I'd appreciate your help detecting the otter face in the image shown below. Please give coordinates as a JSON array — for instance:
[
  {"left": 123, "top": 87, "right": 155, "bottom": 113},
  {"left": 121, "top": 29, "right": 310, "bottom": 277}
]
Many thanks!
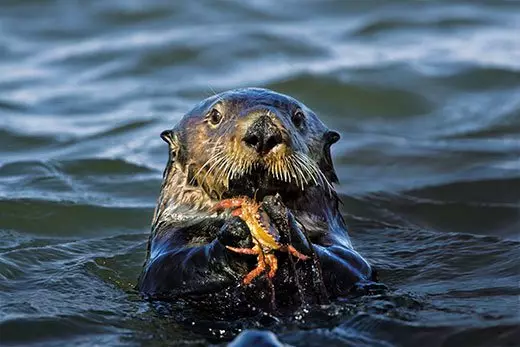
[{"left": 161, "top": 88, "right": 340, "bottom": 202}]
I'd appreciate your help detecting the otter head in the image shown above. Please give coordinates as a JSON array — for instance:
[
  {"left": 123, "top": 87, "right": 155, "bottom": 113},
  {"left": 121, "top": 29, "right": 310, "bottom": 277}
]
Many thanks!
[{"left": 160, "top": 88, "right": 340, "bottom": 212}]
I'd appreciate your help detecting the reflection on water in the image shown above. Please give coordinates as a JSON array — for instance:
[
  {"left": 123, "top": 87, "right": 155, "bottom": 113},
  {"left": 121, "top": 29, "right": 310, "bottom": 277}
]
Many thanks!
[{"left": 0, "top": 0, "right": 519, "bottom": 346}]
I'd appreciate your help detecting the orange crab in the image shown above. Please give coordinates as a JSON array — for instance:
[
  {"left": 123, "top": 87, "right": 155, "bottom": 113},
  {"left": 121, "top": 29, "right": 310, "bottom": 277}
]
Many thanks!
[{"left": 213, "top": 196, "right": 309, "bottom": 285}]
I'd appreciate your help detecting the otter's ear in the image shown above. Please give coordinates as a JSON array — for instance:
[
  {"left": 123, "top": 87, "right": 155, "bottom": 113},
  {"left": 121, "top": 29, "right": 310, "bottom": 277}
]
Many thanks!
[
  {"left": 324, "top": 130, "right": 340, "bottom": 145},
  {"left": 321, "top": 130, "right": 340, "bottom": 184},
  {"left": 160, "top": 129, "right": 175, "bottom": 145},
  {"left": 160, "top": 129, "right": 180, "bottom": 159}
]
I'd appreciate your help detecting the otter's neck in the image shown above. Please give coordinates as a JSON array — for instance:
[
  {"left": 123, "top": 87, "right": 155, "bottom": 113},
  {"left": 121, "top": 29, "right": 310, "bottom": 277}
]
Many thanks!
[
  {"left": 152, "top": 161, "right": 215, "bottom": 231},
  {"left": 288, "top": 186, "right": 347, "bottom": 245},
  {"left": 152, "top": 161, "right": 345, "bottom": 243},
  {"left": 289, "top": 185, "right": 340, "bottom": 217}
]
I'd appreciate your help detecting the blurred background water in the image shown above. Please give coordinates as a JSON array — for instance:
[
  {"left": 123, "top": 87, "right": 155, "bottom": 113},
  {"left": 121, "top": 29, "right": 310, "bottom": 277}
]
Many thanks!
[{"left": 0, "top": 1, "right": 519, "bottom": 346}]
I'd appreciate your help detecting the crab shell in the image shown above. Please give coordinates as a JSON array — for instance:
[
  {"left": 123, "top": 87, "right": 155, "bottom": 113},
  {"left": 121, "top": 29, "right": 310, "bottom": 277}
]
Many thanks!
[
  {"left": 254, "top": 207, "right": 282, "bottom": 250},
  {"left": 238, "top": 200, "right": 282, "bottom": 251}
]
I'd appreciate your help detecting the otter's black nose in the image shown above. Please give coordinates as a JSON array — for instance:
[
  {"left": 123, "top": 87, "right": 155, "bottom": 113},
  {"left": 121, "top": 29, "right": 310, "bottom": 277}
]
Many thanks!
[{"left": 243, "top": 115, "right": 283, "bottom": 155}]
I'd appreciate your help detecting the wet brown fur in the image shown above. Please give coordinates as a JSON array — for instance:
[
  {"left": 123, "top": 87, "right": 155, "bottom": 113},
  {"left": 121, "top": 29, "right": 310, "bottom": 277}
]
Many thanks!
[
  {"left": 138, "top": 88, "right": 376, "bottom": 306},
  {"left": 153, "top": 88, "right": 342, "bottom": 243}
]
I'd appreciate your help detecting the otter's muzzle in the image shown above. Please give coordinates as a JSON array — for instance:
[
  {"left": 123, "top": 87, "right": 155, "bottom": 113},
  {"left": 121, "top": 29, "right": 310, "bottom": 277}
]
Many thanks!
[{"left": 242, "top": 115, "right": 283, "bottom": 155}]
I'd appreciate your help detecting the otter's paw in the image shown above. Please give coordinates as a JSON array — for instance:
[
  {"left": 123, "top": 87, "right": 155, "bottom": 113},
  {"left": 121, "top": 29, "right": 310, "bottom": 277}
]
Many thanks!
[
  {"left": 218, "top": 216, "right": 252, "bottom": 249},
  {"left": 260, "top": 194, "right": 290, "bottom": 238},
  {"left": 261, "top": 194, "right": 312, "bottom": 255}
]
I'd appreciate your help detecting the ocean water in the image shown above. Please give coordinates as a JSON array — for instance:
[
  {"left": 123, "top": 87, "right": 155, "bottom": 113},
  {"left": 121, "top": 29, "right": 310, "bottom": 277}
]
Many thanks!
[{"left": 0, "top": 1, "right": 519, "bottom": 346}]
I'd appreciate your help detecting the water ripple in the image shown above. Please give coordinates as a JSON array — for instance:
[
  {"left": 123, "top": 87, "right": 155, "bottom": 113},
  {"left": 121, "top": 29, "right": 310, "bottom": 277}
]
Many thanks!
[{"left": 1, "top": 0, "right": 519, "bottom": 345}]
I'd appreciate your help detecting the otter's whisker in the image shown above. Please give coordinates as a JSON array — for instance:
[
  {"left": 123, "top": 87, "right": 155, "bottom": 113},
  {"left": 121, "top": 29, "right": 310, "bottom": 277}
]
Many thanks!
[
  {"left": 230, "top": 157, "right": 240, "bottom": 180},
  {"left": 295, "top": 153, "right": 319, "bottom": 187},
  {"left": 316, "top": 165, "right": 334, "bottom": 197},
  {"left": 297, "top": 152, "right": 334, "bottom": 196},
  {"left": 201, "top": 152, "right": 228, "bottom": 187},
  {"left": 231, "top": 158, "right": 242, "bottom": 180},
  {"left": 191, "top": 153, "right": 220, "bottom": 186},
  {"left": 190, "top": 149, "right": 224, "bottom": 186},
  {"left": 215, "top": 155, "right": 231, "bottom": 181},
  {"left": 281, "top": 157, "right": 288, "bottom": 183},
  {"left": 295, "top": 156, "right": 310, "bottom": 190},
  {"left": 207, "top": 85, "right": 225, "bottom": 104},
  {"left": 295, "top": 160, "right": 308, "bottom": 190},
  {"left": 226, "top": 156, "right": 235, "bottom": 180},
  {"left": 302, "top": 153, "right": 334, "bottom": 197},
  {"left": 238, "top": 155, "right": 247, "bottom": 178},
  {"left": 288, "top": 155, "right": 305, "bottom": 190},
  {"left": 267, "top": 164, "right": 273, "bottom": 179},
  {"left": 220, "top": 154, "right": 238, "bottom": 185},
  {"left": 306, "top": 157, "right": 322, "bottom": 187},
  {"left": 308, "top": 156, "right": 334, "bottom": 196},
  {"left": 286, "top": 156, "right": 297, "bottom": 185},
  {"left": 205, "top": 151, "right": 226, "bottom": 177},
  {"left": 246, "top": 159, "right": 253, "bottom": 175},
  {"left": 286, "top": 159, "right": 292, "bottom": 183}
]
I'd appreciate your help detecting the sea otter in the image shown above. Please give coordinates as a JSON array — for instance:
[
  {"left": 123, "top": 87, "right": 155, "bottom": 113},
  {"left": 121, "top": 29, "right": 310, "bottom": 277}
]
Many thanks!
[{"left": 138, "top": 88, "right": 377, "bottom": 309}]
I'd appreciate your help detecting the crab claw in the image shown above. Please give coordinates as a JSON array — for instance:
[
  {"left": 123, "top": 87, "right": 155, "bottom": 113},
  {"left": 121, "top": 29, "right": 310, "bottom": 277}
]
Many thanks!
[{"left": 212, "top": 197, "right": 248, "bottom": 212}]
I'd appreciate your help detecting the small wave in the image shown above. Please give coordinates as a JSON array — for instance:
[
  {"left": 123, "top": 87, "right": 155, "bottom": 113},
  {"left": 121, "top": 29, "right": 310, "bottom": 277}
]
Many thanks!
[
  {"left": 353, "top": 17, "right": 494, "bottom": 37},
  {"left": 266, "top": 73, "right": 434, "bottom": 120},
  {"left": 330, "top": 313, "right": 520, "bottom": 347},
  {"left": 0, "top": 157, "right": 160, "bottom": 201},
  {"left": 348, "top": 177, "right": 520, "bottom": 239},
  {"left": 0, "top": 197, "right": 153, "bottom": 237},
  {"left": 0, "top": 314, "right": 125, "bottom": 346},
  {"left": 0, "top": 129, "right": 59, "bottom": 156}
]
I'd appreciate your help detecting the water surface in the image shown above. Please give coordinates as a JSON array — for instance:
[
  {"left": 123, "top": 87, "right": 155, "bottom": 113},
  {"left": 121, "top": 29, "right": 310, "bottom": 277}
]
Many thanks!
[{"left": 1, "top": 1, "right": 519, "bottom": 346}]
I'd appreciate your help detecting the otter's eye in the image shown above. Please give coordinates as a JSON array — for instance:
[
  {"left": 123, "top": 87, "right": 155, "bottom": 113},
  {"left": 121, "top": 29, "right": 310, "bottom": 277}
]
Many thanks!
[
  {"left": 207, "top": 109, "right": 223, "bottom": 126},
  {"left": 292, "top": 110, "right": 305, "bottom": 128}
]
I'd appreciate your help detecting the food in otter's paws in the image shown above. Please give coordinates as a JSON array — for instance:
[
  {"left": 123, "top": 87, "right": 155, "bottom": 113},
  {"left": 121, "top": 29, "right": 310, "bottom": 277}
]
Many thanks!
[{"left": 212, "top": 196, "right": 309, "bottom": 284}]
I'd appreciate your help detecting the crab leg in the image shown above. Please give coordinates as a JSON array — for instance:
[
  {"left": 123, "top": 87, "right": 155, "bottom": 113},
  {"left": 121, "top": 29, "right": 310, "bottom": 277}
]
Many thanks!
[
  {"left": 286, "top": 245, "right": 310, "bottom": 261},
  {"left": 265, "top": 253, "right": 278, "bottom": 279},
  {"left": 225, "top": 246, "right": 258, "bottom": 255},
  {"left": 231, "top": 208, "right": 243, "bottom": 217},
  {"left": 243, "top": 259, "right": 267, "bottom": 284}
]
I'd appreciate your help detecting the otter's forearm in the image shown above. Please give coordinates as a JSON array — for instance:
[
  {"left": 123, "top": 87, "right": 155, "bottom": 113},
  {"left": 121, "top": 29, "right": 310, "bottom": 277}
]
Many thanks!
[
  {"left": 312, "top": 244, "right": 372, "bottom": 295},
  {"left": 266, "top": 202, "right": 374, "bottom": 293},
  {"left": 138, "top": 238, "right": 237, "bottom": 298}
]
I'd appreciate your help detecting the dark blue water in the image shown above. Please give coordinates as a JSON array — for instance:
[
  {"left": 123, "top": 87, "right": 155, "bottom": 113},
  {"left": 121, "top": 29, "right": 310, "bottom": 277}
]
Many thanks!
[{"left": 0, "top": 1, "right": 519, "bottom": 346}]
